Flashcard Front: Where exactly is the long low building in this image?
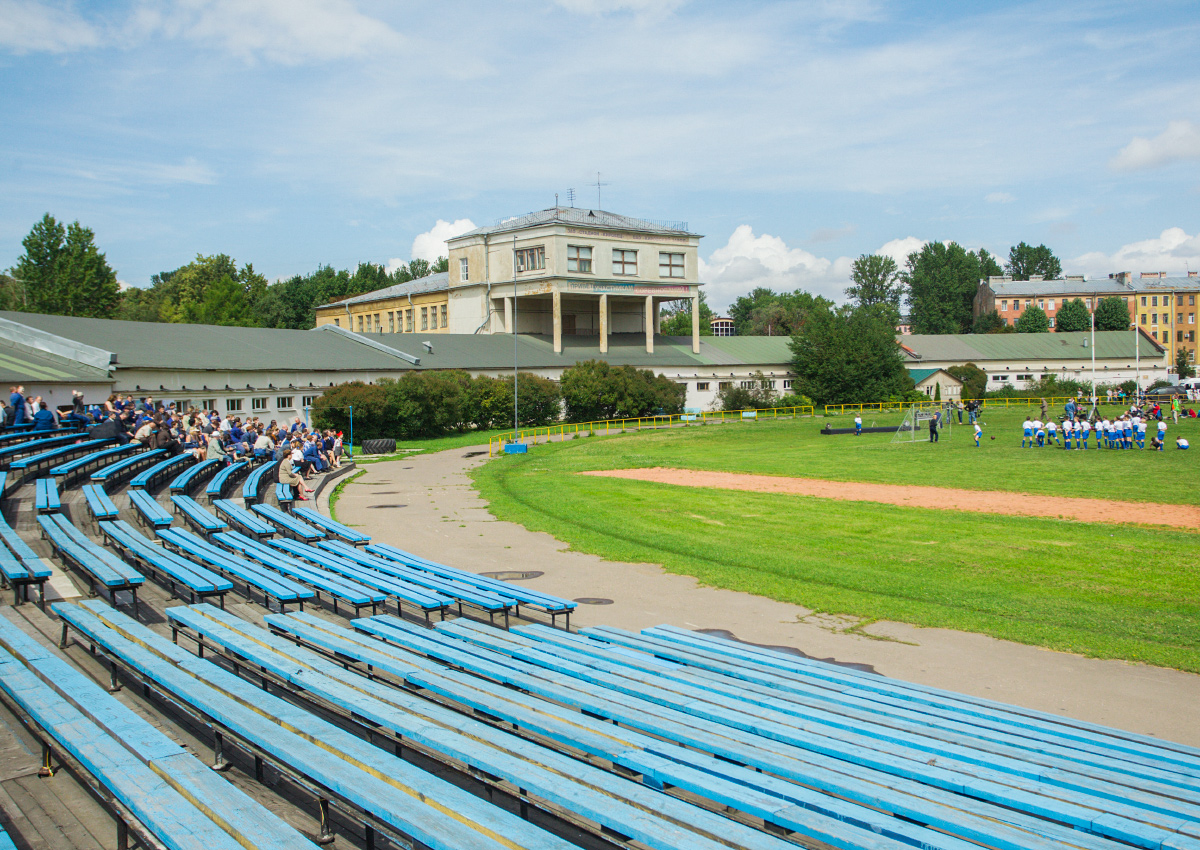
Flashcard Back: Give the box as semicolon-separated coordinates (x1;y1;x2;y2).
0;311;1167;422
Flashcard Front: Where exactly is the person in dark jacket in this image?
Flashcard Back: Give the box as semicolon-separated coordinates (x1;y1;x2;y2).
31;400;58;430
928;412;940;443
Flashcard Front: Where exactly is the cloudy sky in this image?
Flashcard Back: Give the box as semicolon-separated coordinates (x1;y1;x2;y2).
2;0;1198;311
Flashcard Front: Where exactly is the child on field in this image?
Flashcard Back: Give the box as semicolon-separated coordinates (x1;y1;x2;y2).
854;415;862;436
1079;417;1090;450
1034;419;1045;447
1177;436;1190;450
974;421;982;446
1046;418;1059;446
1062;417;1074;449
1022;417;1033;448
1157;420;1167;450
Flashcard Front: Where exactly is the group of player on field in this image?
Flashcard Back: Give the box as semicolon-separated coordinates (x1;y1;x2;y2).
1021;412;1188;451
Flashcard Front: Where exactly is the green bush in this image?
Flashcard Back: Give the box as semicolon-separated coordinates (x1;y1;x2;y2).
311;381;391;440
560;360;685;422
466;373;562;430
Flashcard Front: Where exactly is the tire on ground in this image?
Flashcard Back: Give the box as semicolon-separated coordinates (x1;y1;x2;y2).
360;438;397;455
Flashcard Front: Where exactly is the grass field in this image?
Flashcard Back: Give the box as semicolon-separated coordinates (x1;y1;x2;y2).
472;408;1200;672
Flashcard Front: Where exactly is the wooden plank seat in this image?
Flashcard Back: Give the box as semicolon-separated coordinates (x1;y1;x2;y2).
167;604;791;850
54;600;575;850
292;507;370;545
129;453;194;490
0;614;318;850
0;425;83;448
212;499;275;539
212;531;383;616
81;483;121;523
170;495;228;534
0;544;50;608
250;502;323;542
127;488;173;530
366;541;576;624
312;541;507;625
34;478;61;515
157;527;313;612
240;460;277;506
90;448;166;486
273;482;295;509
47;444;138;486
6;438;113;490
169;457;222;495
266;538;451;622
0;433;87;468
36;513;143;613
205;459;248;503
99;520;231;606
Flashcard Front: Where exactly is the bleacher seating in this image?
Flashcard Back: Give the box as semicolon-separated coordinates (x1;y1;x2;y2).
366;541;575;627
55;600;570;850
99;520;231;606
170;495;228;534
129;453;194;490
205;460;248;503
241;460;277;505
168;457;221;495
34;478;61;515
0;613;321;850
212;499;275;538
273;482;295;509
0;433;86;468
90;448;166;486
81;483;121;524
0;426;81;449
6;438;113;490
213;531;384;616
250;503;324;542
266;537;452;622
0;516;51;607
37;513;143;613
292;506;370;545
47;443;137;486
157;527;314;612
128;488;173;530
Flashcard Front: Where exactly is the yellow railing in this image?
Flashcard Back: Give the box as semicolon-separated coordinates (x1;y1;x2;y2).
488;405;815;456
822;395;1123;414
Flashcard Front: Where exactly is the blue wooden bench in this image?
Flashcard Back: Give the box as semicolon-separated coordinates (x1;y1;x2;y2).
47;444;137;486
212;499;275;539
169;457;221;495
213;531;383;616
54;600;574;850
0;425;82;448
0;500;51;597
37;513;143;614
0;433;85;467
205;459;248;503
273;482;295;509
34;478;61;514
129;453;194;490
0;543;50;608
167;604;784;850
158;527;314;612
6;438;113;490
81;483;121;524
267;538;451;622
171;495;229;534
0;827;14;850
90;448;165;486
241;460;278;505
0;617;316;850
293;507;370;545
100;520;232;606
250;503;323;542
127;488;173;530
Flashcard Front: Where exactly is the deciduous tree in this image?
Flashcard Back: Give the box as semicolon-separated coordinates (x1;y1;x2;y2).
1094;296;1131;331
659;291;714;336
11;213;119;318
1054;298;1090;332
1014;304;1050;333
903;242;1001;334
846;254;902;317
1005;242;1062;281
789;304;914;405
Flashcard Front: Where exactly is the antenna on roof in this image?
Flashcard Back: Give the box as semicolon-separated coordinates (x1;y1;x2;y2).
555;193;558;208
566;188;576;207
592;172;609;209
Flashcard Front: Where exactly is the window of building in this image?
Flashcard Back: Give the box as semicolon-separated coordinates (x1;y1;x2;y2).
252;398;267;411
225;398;242;413
1024;299;1031;309
1047;299;1055;311
374;313;381;330
365;314;372;333
334;318;340;327
1141;313;1147;325
1178;313;1184;325
1038;299;1044;309
357;315;363;332
567;245;592;273
696;382;710;391
1152;295;1158;307
1190;313;1195;324
612;249;637;276
1189;330;1196;342
783;379;793;390
440;304;448;328
1141;296;1147;306
406;309;413;332
740;380;756;389
1191;295;1196;306
1085;298;1092;308
1152;313;1158;324
276;397;294;409
718;381;732;390
460;257;469;281
201;399;217;411
1178;331;1185;342
1048;317;1056;328
389;313;395;333
659;252;685;278
514;246;545;272
421;307;429;330
301;395;318;408
1017;374;1033;381
992;375;1007;381
1000;300;1007;311
1164;295;1171;307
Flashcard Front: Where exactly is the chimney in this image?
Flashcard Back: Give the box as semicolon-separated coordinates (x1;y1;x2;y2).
1028;275;1044;281
1139;271;1164;279
1108;271;1133;283
987;275;1012;284
1189;271;1198;278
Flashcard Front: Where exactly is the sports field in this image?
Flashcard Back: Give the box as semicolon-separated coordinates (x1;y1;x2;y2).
472;406;1200;672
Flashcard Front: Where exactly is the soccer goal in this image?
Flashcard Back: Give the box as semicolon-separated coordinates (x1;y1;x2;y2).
891;402;952;444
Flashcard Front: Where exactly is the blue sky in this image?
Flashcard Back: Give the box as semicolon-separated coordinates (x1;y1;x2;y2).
2;0;1198;311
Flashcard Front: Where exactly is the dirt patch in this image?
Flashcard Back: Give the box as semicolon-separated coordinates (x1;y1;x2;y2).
583;468;1200;530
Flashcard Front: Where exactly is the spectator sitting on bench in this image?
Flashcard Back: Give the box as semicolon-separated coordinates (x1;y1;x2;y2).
278;439;310;501
31;399;58;430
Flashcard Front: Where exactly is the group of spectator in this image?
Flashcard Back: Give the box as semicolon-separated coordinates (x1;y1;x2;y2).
4;385;88;430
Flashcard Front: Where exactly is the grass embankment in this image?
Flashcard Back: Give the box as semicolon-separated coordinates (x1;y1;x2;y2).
472;412;1200;672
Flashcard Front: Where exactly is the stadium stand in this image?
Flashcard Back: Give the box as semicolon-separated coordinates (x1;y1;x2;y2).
0;493;50;606
273;482;295;510
0;433;88;468
129;453;194;490
89;448;166;487
292;506;370;545
128;488;173;530
81;483;121;524
48;443;138;487
6;438;113;491
241;461;276;506
99;520;232;606
213;499;275;539
34;478;61;515
37;513;143;615
169;457;222;495
250;502;324;542
205;460;248;503
171;494;229;534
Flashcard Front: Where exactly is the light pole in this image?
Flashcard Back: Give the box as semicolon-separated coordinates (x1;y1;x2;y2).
512;235;519;444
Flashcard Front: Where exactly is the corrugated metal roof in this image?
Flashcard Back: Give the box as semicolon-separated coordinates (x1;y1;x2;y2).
0;340;110;383
906;368;942;384
987;280;1131;296
454;207;695;239
0;312;417;372
901;331;1160;363
1130;276;1200;290
322;273;450;308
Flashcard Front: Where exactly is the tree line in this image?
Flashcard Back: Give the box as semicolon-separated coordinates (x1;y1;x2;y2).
3;213;448;328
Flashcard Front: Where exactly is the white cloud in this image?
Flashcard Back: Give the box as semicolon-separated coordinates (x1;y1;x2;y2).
1070;227;1200;279
1110;121;1200;172
985;191;1015;204
404;218;476;265
877;236;926;268
0;0;98;53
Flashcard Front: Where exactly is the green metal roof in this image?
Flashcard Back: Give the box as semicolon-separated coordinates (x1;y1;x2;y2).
900;331;1161;363
0;340;110;383
906;368;943;384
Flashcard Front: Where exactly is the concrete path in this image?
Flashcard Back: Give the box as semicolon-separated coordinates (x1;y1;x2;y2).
336;446;1200;748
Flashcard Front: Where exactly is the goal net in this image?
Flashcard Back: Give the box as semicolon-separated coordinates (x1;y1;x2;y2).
890;402;952;444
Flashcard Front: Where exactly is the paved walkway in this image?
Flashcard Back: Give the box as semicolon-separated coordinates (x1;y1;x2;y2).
336;446;1200;748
